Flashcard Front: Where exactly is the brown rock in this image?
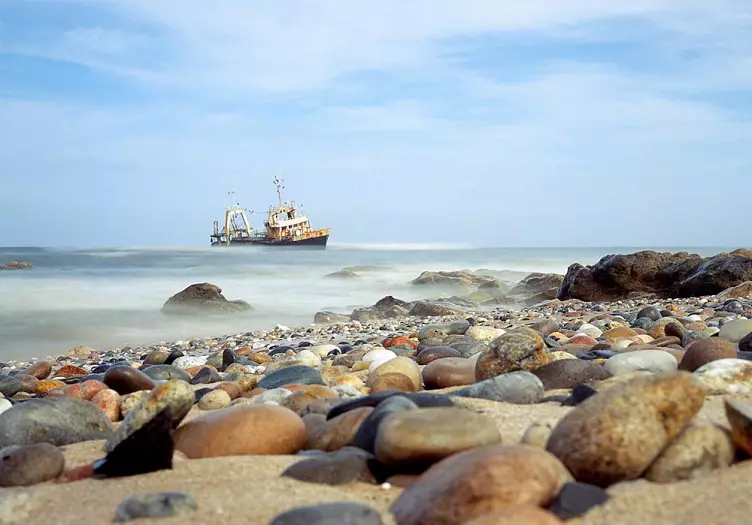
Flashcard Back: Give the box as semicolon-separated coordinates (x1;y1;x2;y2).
15;375;39;394
23;361;52;380
305;406;373;452
248;352;271;364
62;379;108;400
716;281;752;299
568;334;599;346
465;505;565;525
416;347;462;366
52;365;87;378
369;373;417;393
91;389;121;422
390;444;572;525
35;379;67;394
647;318;684;339
546;371;706;487
643;424;734;483
651;336;681;347
368;357;422;391
679;338;737;372
421;358;475;390
103;365;156;395
214;382;243;400
531;360;612;390
281;446;377;485
475;327;551;381
0;443;65;487
603;326;638;340
174;404;306;458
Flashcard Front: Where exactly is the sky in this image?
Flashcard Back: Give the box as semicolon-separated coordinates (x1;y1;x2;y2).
0;1;751;248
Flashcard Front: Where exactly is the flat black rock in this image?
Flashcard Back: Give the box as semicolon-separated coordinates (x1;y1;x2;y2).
351;396;419;454
547;481;610;519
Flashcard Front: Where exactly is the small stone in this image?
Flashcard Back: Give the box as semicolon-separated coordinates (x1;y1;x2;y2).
52;364;88;378
305;406;373;452
62;379;108;400
113;492;197;522
174;404;306;458
546;372;706;487
375;407;502;467
454;371;544;404
369;373;417;393
143;349;170;365
22;361;52;380
390;444;572;525
269;502;383;525
0;399;11;416
465;325;505;342
421;358;475;389
637;306;662;322
142;365;192;382
475;327;550;381
281;446;378;485
416;347;462;365
119;390;150;417
367;357;421;391
198;389;232;410
547;482;610;520
521;421;553;448
258;366;324;390
0;443;65;487
532;360;611;390
643;424;734;483
0;376;21;397
171;356;206;370
103;365;156;395
190;367;222;385
35;379;66;394
603;350;678;375
92;389;121;421
679;339;738;372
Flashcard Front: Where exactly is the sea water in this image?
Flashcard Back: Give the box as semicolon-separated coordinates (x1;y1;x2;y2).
0;244;732;360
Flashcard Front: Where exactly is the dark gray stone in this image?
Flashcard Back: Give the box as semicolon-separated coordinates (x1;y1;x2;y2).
532;360;612;390
258;366;325;390
453;371;544;404
352;396;419;454
281;447;378;485
0;375;21;397
547;482;610;519
0;397;114;447
113;492;197;522
269;502;383;525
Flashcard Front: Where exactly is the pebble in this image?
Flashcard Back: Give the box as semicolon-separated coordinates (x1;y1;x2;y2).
390;444;572;525
103;365;156;395
454;371;544;404
603;350;678;375
465;506;564;525
0;397;114;448
141;364;192;382
693;358;752;394
0;399;11;416
174;404;307;458
113;492;197;522
22;361;52;380
352;395;419;454
254;387;293;405
465;325;505;342
416;346;462;365
547;482;610;520
475;327;550;381
0;376;21;397
91;389;121;421
197;389;232;410
281;446;378;485
171;356;206;370
521;421;554;448
723;397;752;455
257;365;325;389
531;360;612;390
305;406;373;452
269;502;383;525
0;443;65;487
545;372;706;487
679;338;737;372
719;318;752;342
375;407;502;467
421;357;475;389
63;379;108;400
190;367;222;385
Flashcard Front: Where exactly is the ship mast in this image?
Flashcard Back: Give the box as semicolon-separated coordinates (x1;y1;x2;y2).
273;176;284;207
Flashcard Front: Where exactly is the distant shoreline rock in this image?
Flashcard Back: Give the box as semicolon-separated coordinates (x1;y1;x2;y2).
161;283;252;316
1;261;32;271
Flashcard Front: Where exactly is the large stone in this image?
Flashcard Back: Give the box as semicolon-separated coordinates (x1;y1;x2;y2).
269;502;383;525
475;327;550;381
603;350;678;375
281;447;378;485
390;444;572;525
531;360;611;390
545;372;706;487
0;443;65;487
679;339;737;372
0;397;114;448
422;358;475;389
719;319;752;343
161;282;252;315
454;371;544;404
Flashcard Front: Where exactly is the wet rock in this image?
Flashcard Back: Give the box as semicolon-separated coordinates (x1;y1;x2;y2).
643;424;734;483
0;443;65;487
103;365;156;395
161;282;251;315
174;404;306;458
546;482;610;520
545;372;706;487
375;407;502;468
113;492;197;522
281;446;378;485
258;366;325;390
0;397;114;448
390;444;572;525
475;327;550;381
532;360;611;390
454;371;544;404
269;502;383;525
603;350;678;375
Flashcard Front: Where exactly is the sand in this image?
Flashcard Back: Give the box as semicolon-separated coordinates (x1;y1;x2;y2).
2;394;749;525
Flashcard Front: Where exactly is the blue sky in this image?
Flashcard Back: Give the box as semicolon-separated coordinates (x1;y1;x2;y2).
1;1;751;247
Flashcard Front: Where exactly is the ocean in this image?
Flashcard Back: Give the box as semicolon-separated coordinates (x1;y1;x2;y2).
0;244;734;361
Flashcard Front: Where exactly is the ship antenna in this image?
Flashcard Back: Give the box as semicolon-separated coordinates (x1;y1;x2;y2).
273;175;285;207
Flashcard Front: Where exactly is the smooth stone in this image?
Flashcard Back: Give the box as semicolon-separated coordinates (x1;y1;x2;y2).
362;349;397;364
0;399;11;416
367;357;422;391
465;325;506;342
636;306;663;322
197;389;232;410
375;407;502;467
174;404;306;458
171;356;206;370
258;366;325;390
105;379;195;454
62;379;108;400
113;492;197;522
190;367;222;385
253;388;293;405
546;372;706;487
142;365;192;383
454;371;544;404
352;396;419;454
269;502;383;525
643;423;734;483
475;327;550;381
603;326;638;339
103;365;156;395
22;361;52;380
723;397;752;455
206;349;235;371
390;444;572;525
281;447;378;485
694;358;752;395
521;421;553;448
719;319;752;343
416;347;462;365
679;339;737;372
119;390;150;418
466;506;565;525
295;350;321;368
577;323;603;338
0;443;65;487
306;344;339;358
532;360;612;390
326;391;454;420
369;373;417;393
92;389;121;421
603;350;678;375
422;358;475;389
527;319;559;336
143;349;170;366
305;406;373;452
547;482;610;520
0;376;21;397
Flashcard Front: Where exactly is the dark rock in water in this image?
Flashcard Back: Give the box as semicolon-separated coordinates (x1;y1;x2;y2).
558;249;752;301
0;375;21;397
326;390;454;420
373;295;410;311
113;492;197;522
0;397;114;447
453;371;544;404
164;349;184;365
269;502;383;525
258;366;324;390
190;367;222;385
637;306;663;322
352;396;419;454
160;282;252;316
547;481;610;519
0;443;65;487
93;407;174;478
532;360;612;390
104;365;156;394
142;365;191;383
281;447;379;485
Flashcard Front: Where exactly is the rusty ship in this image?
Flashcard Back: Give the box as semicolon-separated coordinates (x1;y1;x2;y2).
210;177;330;248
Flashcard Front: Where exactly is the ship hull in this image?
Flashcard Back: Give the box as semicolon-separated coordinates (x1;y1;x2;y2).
211;234;329;249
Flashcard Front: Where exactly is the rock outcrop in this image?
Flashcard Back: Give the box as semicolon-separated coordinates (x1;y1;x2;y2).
410;271;500;293
161;283;252;315
557;249;752;302
506;273;564;305
1;261;32;270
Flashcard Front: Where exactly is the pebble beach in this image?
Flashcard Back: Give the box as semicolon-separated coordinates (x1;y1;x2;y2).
4;250;752;524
